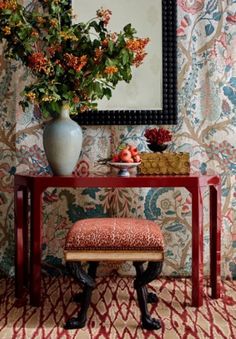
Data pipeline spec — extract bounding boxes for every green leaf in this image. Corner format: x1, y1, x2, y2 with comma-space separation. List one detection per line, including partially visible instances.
89, 21, 100, 32
94, 82, 103, 97
17, 28, 30, 40
92, 39, 100, 48
2, 9, 12, 15
62, 91, 73, 100
50, 101, 60, 113
108, 40, 114, 53
61, 84, 69, 93
121, 49, 129, 65
117, 34, 125, 46
119, 66, 132, 82
123, 23, 136, 36
11, 12, 21, 23
23, 42, 33, 52
99, 32, 106, 40
55, 65, 64, 76
41, 106, 49, 118
123, 24, 131, 34
105, 58, 114, 66
104, 87, 112, 100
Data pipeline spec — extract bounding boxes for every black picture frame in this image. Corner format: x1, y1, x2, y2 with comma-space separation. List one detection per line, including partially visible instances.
70, 0, 177, 125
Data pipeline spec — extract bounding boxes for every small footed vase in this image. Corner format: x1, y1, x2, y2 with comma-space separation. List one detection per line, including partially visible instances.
147, 143, 168, 153
43, 103, 82, 175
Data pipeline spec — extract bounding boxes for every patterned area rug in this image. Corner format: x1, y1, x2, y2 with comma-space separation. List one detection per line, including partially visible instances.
0, 276, 235, 339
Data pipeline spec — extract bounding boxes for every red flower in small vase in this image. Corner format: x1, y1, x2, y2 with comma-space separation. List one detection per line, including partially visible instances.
144, 127, 172, 152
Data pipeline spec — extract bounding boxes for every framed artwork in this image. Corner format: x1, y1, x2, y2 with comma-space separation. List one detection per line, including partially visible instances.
71, 0, 177, 125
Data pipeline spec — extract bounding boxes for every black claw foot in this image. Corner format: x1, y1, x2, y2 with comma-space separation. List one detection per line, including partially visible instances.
142, 316, 161, 330
147, 292, 159, 304
72, 292, 83, 303
64, 316, 86, 330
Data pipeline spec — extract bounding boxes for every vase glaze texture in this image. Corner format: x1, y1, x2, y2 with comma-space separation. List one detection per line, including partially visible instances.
43, 104, 82, 175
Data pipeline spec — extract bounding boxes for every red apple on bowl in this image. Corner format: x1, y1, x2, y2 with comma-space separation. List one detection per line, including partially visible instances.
112, 154, 120, 162
128, 145, 139, 157
133, 154, 141, 163
119, 148, 132, 162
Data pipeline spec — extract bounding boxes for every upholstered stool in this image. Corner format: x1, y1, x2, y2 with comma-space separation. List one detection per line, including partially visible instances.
64, 218, 164, 330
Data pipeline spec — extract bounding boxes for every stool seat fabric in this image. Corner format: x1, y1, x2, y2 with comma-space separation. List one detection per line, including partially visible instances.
65, 218, 164, 252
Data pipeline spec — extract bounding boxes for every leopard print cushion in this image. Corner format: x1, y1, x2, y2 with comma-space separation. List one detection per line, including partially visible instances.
65, 218, 164, 251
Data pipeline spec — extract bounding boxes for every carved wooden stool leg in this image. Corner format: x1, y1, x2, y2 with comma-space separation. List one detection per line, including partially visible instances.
72, 262, 98, 304
64, 261, 98, 329
133, 261, 162, 330
136, 262, 159, 304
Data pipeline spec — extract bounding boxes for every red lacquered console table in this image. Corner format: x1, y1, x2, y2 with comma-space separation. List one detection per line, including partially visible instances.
14, 172, 221, 307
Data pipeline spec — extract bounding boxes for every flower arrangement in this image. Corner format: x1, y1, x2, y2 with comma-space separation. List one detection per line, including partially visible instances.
144, 127, 172, 152
144, 127, 172, 145
0, 0, 149, 117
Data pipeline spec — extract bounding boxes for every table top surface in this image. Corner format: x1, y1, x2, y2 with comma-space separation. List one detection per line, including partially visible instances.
15, 171, 220, 178
14, 171, 221, 188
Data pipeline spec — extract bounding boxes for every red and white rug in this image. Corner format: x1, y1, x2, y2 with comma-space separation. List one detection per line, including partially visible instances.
0, 276, 235, 338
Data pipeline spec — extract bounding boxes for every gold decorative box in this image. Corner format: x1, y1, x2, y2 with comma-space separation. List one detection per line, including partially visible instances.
139, 152, 190, 175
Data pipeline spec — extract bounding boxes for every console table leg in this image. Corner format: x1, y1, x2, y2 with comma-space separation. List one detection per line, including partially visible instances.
210, 185, 221, 299
30, 187, 42, 306
191, 186, 204, 307
14, 189, 24, 298
23, 188, 29, 287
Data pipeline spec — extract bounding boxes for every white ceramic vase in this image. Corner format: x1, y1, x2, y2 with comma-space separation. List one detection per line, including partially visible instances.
43, 103, 82, 176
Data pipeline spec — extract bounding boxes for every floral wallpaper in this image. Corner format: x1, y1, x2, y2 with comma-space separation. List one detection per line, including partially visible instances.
0, 0, 235, 279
